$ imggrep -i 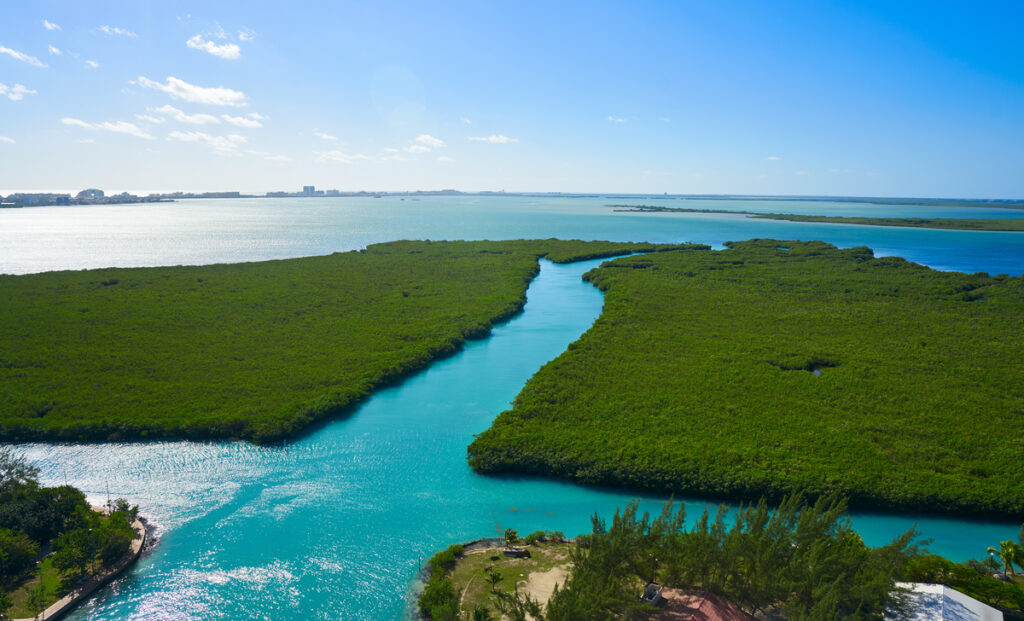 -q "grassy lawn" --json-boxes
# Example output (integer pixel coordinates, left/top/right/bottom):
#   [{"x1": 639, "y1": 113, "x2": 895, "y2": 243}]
[
  {"x1": 449, "y1": 542, "x2": 572, "y2": 618},
  {"x1": 7, "y1": 557, "x2": 70, "y2": 618}
]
